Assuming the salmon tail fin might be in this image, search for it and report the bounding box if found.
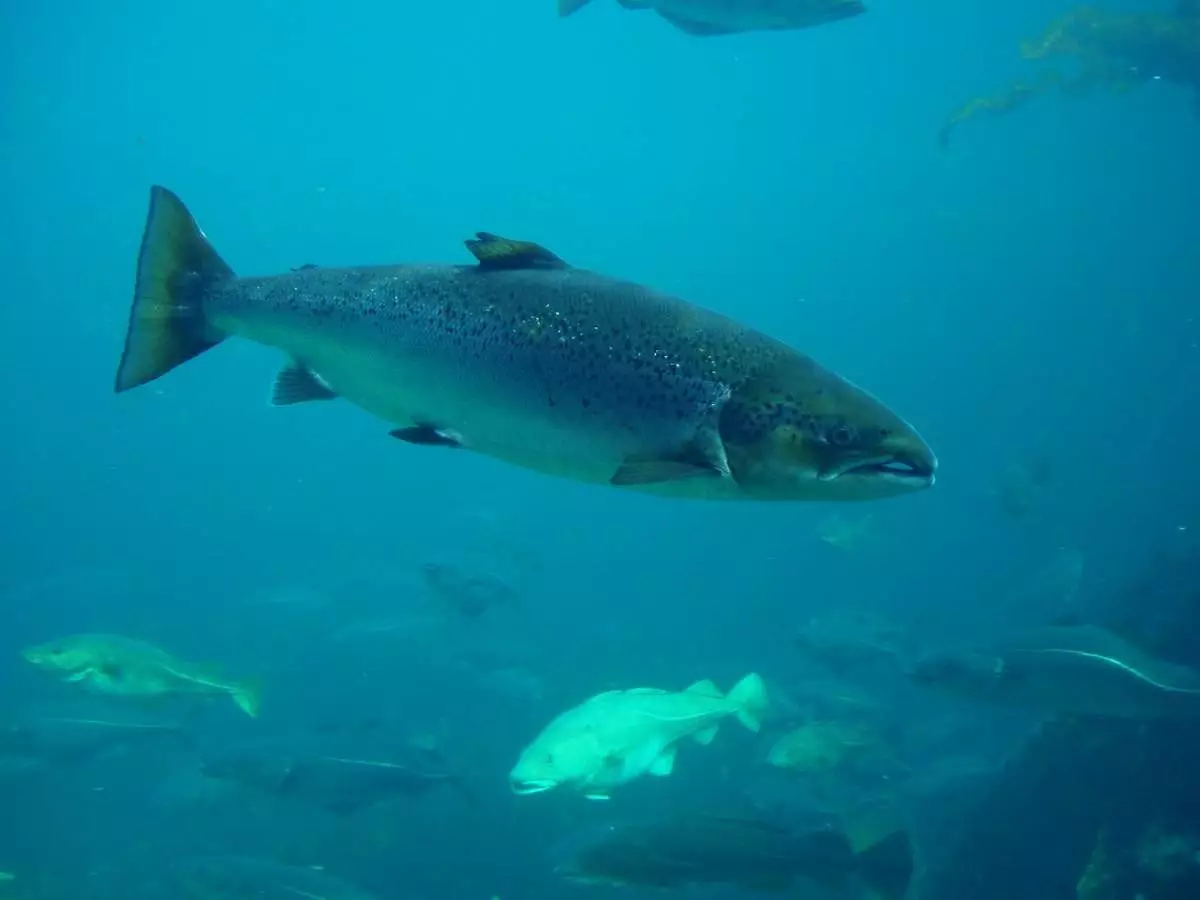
[726,673,769,732]
[854,829,914,900]
[558,0,592,16]
[229,678,262,718]
[115,186,234,392]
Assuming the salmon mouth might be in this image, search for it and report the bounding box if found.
[847,458,936,483]
[823,454,937,487]
[510,777,557,795]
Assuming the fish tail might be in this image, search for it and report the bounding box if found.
[114,186,234,392]
[228,678,262,718]
[854,828,914,900]
[558,0,593,16]
[726,673,769,732]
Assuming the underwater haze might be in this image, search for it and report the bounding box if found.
[2,1,1199,899]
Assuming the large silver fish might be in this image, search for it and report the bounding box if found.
[115,187,935,501]
[559,0,866,36]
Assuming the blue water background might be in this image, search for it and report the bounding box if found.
[1,0,1198,896]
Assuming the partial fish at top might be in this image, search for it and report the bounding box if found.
[115,187,935,502]
[559,0,866,36]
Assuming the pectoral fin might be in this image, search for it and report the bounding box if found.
[611,457,721,485]
[611,428,731,486]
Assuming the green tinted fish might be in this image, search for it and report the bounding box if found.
[23,634,260,718]
[511,674,769,799]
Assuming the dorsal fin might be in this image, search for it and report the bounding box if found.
[465,232,568,271]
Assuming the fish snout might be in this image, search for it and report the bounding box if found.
[828,425,936,488]
[21,650,63,671]
[788,381,938,499]
[877,430,938,489]
[509,775,557,795]
[815,430,937,498]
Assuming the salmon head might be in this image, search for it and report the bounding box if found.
[719,358,937,501]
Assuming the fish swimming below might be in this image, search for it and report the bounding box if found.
[558,812,913,900]
[559,0,867,37]
[114,187,935,502]
[0,715,188,768]
[171,855,378,900]
[201,738,473,814]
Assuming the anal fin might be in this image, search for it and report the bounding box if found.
[693,725,719,745]
[390,425,464,448]
[271,362,337,406]
[648,746,676,776]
